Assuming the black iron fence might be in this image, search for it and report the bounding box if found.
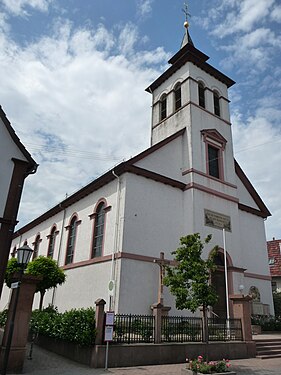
[111,314,242,344]
[113,314,155,344]
[207,318,243,341]
[161,316,202,342]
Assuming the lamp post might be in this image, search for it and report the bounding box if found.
[2,244,33,375]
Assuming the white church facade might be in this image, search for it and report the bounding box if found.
[1,27,274,316]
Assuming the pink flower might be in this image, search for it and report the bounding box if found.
[227,363,231,367]
[198,355,203,359]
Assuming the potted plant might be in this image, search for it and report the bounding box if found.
[181,355,236,374]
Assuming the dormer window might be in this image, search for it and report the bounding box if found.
[198,82,205,108]
[174,83,181,111]
[160,94,167,121]
[213,91,221,117]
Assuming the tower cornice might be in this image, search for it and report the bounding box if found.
[146,43,235,93]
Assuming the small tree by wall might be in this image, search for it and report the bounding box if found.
[164,233,218,349]
[5,256,66,310]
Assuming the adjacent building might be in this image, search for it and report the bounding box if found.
[0,106,37,299]
[267,238,281,293]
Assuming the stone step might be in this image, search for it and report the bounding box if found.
[257,353,281,360]
[256,340,281,359]
[257,349,281,356]
[256,340,281,344]
[257,344,281,350]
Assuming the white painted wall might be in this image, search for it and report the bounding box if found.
[135,134,188,182]
[122,173,184,258]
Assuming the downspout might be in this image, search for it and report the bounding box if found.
[110,170,121,311]
[51,203,66,306]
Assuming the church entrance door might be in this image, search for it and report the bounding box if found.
[212,269,227,318]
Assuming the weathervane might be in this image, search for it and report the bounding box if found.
[182,2,191,28]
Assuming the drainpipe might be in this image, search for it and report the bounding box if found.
[51,204,66,306]
[110,170,121,311]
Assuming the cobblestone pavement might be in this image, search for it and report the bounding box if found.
[10,345,281,375]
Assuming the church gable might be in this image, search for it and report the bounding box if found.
[235,161,271,218]
[132,129,187,183]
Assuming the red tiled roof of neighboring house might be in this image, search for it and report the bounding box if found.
[267,239,281,277]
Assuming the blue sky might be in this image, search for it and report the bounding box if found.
[0,0,280,240]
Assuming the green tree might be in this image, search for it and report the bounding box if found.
[164,233,218,346]
[5,256,66,310]
[26,256,66,310]
[4,258,21,287]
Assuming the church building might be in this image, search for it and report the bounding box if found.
[2,23,274,317]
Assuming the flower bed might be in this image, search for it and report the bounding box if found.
[181,370,236,375]
[182,356,236,374]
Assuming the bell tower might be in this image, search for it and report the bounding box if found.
[145,19,236,185]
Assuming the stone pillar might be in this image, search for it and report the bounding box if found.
[0,274,41,373]
[230,294,252,341]
[95,298,106,345]
[151,303,163,344]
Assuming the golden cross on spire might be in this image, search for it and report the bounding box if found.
[182,2,191,28]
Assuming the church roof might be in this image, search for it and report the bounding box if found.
[0,105,37,174]
[145,31,235,93]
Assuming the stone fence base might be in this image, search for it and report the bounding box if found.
[36,335,256,368]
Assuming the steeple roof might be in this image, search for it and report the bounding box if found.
[181,27,194,48]
[146,27,235,93]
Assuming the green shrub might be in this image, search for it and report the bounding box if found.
[0,310,8,327]
[273,292,281,317]
[30,306,96,346]
[251,315,281,331]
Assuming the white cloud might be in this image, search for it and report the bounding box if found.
[271,4,281,22]
[220,27,280,72]
[1,0,52,16]
[210,0,275,37]
[118,23,139,55]
[137,0,153,18]
[232,103,281,240]
[0,19,167,224]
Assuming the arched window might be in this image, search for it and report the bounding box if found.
[160,94,167,121]
[174,83,182,111]
[47,226,56,259]
[33,235,41,260]
[65,216,77,265]
[213,91,220,117]
[198,82,205,108]
[92,202,105,258]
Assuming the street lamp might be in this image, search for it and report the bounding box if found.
[1,244,33,375]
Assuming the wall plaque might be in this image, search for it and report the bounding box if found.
[204,209,231,231]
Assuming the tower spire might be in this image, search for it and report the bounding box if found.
[181,2,194,48]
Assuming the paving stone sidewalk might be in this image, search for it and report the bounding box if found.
[10,345,281,375]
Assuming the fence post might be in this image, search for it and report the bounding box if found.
[95,298,106,345]
[230,294,252,341]
[151,303,163,344]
